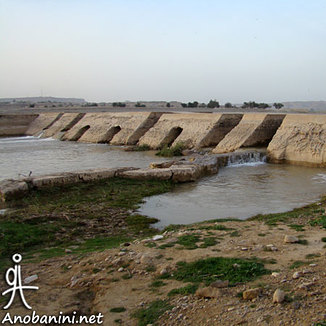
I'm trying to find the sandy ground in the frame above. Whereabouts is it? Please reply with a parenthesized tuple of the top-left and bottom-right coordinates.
(1, 217, 326, 326)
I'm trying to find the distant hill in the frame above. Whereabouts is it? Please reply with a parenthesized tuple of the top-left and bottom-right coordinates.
(0, 97, 86, 104)
(281, 101, 326, 112)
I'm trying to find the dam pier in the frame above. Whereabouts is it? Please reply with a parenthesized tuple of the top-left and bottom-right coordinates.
(1, 111, 326, 201)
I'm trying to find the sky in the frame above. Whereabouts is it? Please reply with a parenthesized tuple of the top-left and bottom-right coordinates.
(0, 0, 325, 103)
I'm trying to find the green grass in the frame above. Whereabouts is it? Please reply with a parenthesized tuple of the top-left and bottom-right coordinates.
(168, 284, 199, 297)
(156, 143, 185, 157)
(289, 261, 308, 269)
(309, 215, 326, 229)
(176, 234, 201, 250)
(0, 178, 173, 265)
(199, 224, 233, 231)
(158, 242, 176, 249)
(110, 307, 126, 313)
(166, 257, 269, 286)
(150, 280, 167, 288)
(132, 300, 172, 326)
(250, 199, 326, 225)
(305, 253, 321, 260)
(288, 224, 305, 232)
(229, 231, 240, 237)
(199, 237, 218, 248)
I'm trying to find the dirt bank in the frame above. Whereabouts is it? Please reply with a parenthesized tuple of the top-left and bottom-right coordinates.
(1, 181, 326, 326)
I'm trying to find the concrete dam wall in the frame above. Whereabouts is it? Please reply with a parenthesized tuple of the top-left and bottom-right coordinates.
(0, 114, 38, 136)
(1, 112, 326, 167)
(267, 114, 326, 167)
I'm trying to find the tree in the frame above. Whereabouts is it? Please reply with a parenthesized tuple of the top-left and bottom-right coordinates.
(273, 103, 284, 109)
(224, 102, 233, 108)
(207, 100, 220, 108)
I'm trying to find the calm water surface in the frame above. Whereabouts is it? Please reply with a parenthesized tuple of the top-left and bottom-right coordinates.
(2, 137, 326, 229)
(0, 136, 166, 179)
(139, 162, 326, 228)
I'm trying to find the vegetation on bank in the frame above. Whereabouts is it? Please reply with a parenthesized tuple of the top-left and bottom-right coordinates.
(250, 196, 326, 227)
(156, 143, 185, 157)
(0, 178, 174, 269)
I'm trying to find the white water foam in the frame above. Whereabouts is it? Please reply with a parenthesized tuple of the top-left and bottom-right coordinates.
(0, 136, 54, 144)
(312, 173, 326, 183)
(227, 152, 267, 168)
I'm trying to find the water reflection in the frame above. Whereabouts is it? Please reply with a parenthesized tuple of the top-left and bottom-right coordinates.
(0, 136, 167, 180)
(139, 162, 326, 228)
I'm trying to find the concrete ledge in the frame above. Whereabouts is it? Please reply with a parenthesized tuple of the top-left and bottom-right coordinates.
(0, 179, 29, 202)
(170, 165, 202, 182)
(117, 168, 173, 180)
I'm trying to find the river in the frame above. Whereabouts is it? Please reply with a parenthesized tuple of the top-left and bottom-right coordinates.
(1, 136, 326, 228)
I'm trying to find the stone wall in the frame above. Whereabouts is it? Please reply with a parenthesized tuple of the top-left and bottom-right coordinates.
(0, 114, 37, 137)
(61, 112, 162, 144)
(267, 114, 326, 166)
(25, 113, 63, 136)
(41, 113, 86, 139)
(213, 113, 285, 153)
(138, 113, 243, 149)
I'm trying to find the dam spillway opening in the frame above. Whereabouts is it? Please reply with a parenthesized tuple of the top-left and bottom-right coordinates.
(98, 126, 122, 144)
(69, 125, 91, 141)
(159, 126, 183, 148)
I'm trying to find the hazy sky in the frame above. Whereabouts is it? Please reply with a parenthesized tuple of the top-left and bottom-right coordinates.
(1, 0, 325, 103)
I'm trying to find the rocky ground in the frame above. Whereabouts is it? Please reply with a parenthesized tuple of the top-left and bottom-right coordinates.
(1, 201, 326, 326)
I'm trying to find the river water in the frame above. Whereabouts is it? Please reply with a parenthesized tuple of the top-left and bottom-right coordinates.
(1, 137, 326, 228)
(139, 161, 326, 228)
(0, 136, 166, 179)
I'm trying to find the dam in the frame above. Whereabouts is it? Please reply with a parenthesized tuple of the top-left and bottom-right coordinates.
(1, 112, 326, 209)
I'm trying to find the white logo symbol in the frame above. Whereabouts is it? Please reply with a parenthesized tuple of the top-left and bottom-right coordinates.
(2, 254, 39, 310)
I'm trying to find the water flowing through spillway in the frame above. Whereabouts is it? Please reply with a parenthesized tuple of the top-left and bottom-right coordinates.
(139, 153, 326, 228)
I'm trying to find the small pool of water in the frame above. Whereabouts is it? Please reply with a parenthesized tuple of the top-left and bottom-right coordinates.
(0, 136, 168, 180)
(139, 162, 326, 228)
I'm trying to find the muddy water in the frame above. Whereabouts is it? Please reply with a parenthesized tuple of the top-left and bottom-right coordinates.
(139, 162, 326, 228)
(0, 136, 166, 180)
(2, 137, 326, 229)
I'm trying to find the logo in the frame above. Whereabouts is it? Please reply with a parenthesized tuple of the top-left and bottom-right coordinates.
(2, 254, 38, 310)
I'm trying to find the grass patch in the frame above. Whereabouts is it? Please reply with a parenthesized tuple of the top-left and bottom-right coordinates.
(305, 253, 321, 260)
(0, 178, 173, 264)
(132, 300, 172, 326)
(169, 257, 269, 286)
(288, 224, 305, 232)
(229, 231, 240, 237)
(156, 143, 185, 157)
(176, 234, 200, 250)
(162, 224, 184, 232)
(199, 237, 218, 248)
(158, 242, 176, 249)
(310, 215, 326, 229)
(289, 261, 308, 269)
(250, 199, 326, 225)
(150, 280, 167, 288)
(200, 224, 233, 231)
(168, 284, 198, 297)
(110, 307, 126, 313)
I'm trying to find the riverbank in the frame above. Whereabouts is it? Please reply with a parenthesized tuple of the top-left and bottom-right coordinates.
(1, 179, 326, 325)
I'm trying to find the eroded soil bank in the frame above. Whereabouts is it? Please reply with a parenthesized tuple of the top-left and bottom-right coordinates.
(1, 179, 326, 326)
